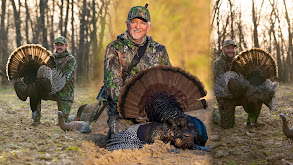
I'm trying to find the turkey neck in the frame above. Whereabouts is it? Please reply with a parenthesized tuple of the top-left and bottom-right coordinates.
(281, 116, 290, 134)
(58, 113, 74, 131)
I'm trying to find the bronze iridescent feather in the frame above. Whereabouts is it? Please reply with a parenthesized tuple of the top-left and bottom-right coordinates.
(118, 65, 207, 122)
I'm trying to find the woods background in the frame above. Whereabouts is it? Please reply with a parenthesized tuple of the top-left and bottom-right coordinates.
(211, 0, 293, 83)
(0, 0, 210, 90)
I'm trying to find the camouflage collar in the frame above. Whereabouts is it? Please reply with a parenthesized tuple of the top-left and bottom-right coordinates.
(126, 31, 146, 46)
(53, 50, 70, 59)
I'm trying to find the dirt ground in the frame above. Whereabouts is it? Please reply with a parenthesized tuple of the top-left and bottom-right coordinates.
(209, 84, 293, 165)
(0, 84, 292, 164)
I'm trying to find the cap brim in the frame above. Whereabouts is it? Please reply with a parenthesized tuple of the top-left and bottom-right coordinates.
(54, 42, 66, 44)
(224, 44, 237, 48)
(130, 17, 148, 22)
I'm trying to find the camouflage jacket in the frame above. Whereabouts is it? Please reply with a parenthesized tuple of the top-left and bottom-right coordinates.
(104, 31, 171, 103)
(52, 50, 76, 101)
(213, 52, 234, 81)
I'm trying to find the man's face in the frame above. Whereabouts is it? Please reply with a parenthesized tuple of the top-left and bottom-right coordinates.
(222, 45, 236, 58)
(54, 42, 68, 54)
(126, 18, 151, 43)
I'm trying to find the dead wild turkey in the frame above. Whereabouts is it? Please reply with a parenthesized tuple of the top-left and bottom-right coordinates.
(6, 44, 66, 124)
(107, 114, 208, 151)
(107, 65, 208, 150)
(279, 114, 293, 139)
(118, 65, 207, 122)
(214, 48, 279, 127)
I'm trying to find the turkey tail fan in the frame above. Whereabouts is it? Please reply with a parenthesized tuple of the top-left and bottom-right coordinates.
(6, 44, 55, 82)
(231, 48, 278, 86)
(118, 65, 208, 121)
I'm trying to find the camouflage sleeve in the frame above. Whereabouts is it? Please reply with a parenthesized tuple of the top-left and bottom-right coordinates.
(213, 60, 225, 81)
(104, 45, 123, 102)
(63, 57, 77, 80)
(159, 46, 172, 66)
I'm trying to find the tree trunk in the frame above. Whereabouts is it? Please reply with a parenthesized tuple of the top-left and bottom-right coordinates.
(76, 0, 87, 84)
(33, 4, 41, 43)
(90, 0, 98, 80)
(63, 0, 70, 37)
(1, 0, 7, 84)
(40, 0, 48, 49)
(10, 0, 22, 47)
(24, 0, 31, 43)
(228, 0, 234, 39)
(283, 0, 292, 82)
(71, 0, 75, 56)
(237, 6, 247, 50)
(59, 0, 64, 35)
(269, 0, 285, 82)
(50, 0, 55, 51)
(251, 0, 259, 48)
(84, 7, 89, 82)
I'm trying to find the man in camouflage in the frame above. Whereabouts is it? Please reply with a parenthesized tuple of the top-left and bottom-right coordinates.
(212, 39, 237, 129)
(104, 4, 171, 137)
(32, 36, 77, 125)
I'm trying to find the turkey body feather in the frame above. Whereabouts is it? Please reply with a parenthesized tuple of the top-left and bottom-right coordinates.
(6, 44, 66, 125)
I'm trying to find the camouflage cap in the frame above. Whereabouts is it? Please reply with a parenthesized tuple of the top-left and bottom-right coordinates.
(223, 39, 237, 48)
(54, 36, 67, 44)
(127, 4, 150, 22)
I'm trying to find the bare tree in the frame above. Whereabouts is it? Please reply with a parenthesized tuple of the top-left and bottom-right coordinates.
(76, 0, 87, 83)
(24, 0, 31, 43)
(236, 5, 247, 50)
(90, 0, 98, 80)
(228, 0, 235, 39)
(282, 0, 293, 81)
(1, 0, 8, 84)
(211, 0, 222, 32)
(252, 0, 258, 47)
(59, 0, 64, 35)
(71, 0, 75, 56)
(10, 0, 22, 47)
(251, 0, 265, 48)
(63, 0, 70, 37)
(49, 0, 55, 51)
(269, 3, 282, 81)
(40, 0, 48, 49)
